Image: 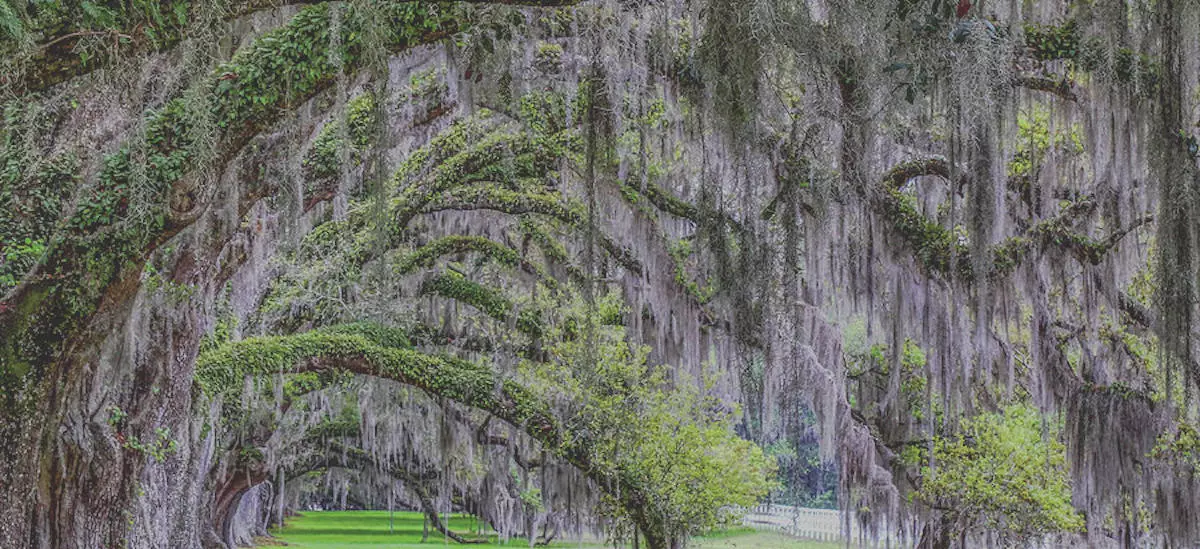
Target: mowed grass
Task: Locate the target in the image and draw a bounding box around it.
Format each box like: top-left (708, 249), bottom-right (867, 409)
top-left (268, 511), bottom-right (589, 548)
top-left (269, 511), bottom-right (842, 549)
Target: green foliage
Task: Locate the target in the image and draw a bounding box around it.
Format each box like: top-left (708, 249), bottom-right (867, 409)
top-left (878, 184), bottom-right (969, 278)
top-left (141, 261), bottom-right (196, 305)
top-left (898, 340), bottom-right (929, 422)
top-left (534, 41), bottom-right (564, 73)
top-left (199, 310), bottom-right (237, 356)
top-left (106, 405), bottom-right (179, 463)
top-left (303, 93), bottom-right (378, 183)
top-left (0, 110), bottom-right (77, 293)
top-left (1024, 21), bottom-right (1080, 62)
top-left (523, 293), bottom-right (775, 540)
top-left (123, 427), bottom-right (180, 463)
top-left (668, 238), bottom-right (715, 304)
top-left (917, 404), bottom-right (1084, 541)
top-left (519, 487), bottom-right (545, 512)
top-left (397, 235), bottom-right (521, 275)
top-left (195, 320), bottom-right (765, 541)
top-left (405, 67), bottom-right (450, 107)
top-left (1007, 107), bottom-right (1084, 178)
top-left (1150, 422), bottom-right (1200, 471)
top-left (1023, 20), bottom-right (1158, 89)
top-left (0, 0), bottom-right (23, 40)
top-left (421, 271), bottom-right (543, 337)
top-left (0, 238), bottom-right (45, 290)
top-left (518, 89), bottom-right (586, 136)
top-left (195, 322), bottom-right (414, 398)
top-left (211, 3), bottom-right (455, 129)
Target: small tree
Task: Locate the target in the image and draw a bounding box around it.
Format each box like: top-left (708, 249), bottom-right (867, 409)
top-left (917, 404), bottom-right (1084, 545)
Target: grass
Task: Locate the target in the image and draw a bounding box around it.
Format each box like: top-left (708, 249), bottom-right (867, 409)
top-left (268, 510), bottom-right (590, 548)
top-left (268, 511), bottom-right (843, 549)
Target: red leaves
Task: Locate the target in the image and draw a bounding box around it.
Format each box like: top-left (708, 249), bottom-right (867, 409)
top-left (956, 0), bottom-right (971, 18)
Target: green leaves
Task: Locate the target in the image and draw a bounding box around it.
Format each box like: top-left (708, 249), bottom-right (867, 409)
top-left (0, 0), bottom-right (23, 40)
top-left (523, 293), bottom-right (775, 539)
top-left (79, 2), bottom-right (119, 29)
top-left (1024, 20), bottom-right (1080, 62)
top-left (918, 404), bottom-right (1084, 541)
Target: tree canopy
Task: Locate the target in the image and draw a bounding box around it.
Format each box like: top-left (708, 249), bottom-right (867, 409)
top-left (1, 0), bottom-right (1200, 548)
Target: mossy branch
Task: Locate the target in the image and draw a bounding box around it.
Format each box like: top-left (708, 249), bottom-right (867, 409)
top-left (1013, 74), bottom-right (1080, 101)
top-left (420, 187), bottom-right (643, 274)
top-left (398, 234), bottom-right (556, 289)
top-left (0, 2), bottom-right (466, 379)
top-left (875, 157), bottom-right (1152, 281)
top-left (420, 270), bottom-right (544, 338)
top-left (5, 0), bottom-right (584, 95)
top-left (195, 324), bottom-right (668, 548)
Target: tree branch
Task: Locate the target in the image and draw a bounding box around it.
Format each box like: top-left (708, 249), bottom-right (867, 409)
top-left (4, 0), bottom-right (582, 96)
top-left (197, 324), bottom-right (671, 548)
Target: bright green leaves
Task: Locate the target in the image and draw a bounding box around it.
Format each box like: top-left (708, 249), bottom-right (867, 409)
top-left (211, 4), bottom-right (340, 128)
top-left (397, 235), bottom-right (522, 275)
top-left (522, 292), bottom-right (775, 540)
top-left (917, 404), bottom-right (1084, 541)
top-left (303, 92), bottom-right (378, 187)
top-left (1008, 107), bottom-right (1084, 179)
top-left (211, 3), bottom-right (458, 129)
top-left (420, 270), bottom-right (545, 337)
top-left (195, 322), bottom-right (413, 398)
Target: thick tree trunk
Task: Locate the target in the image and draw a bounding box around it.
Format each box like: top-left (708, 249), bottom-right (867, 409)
top-left (212, 467), bottom-right (271, 549)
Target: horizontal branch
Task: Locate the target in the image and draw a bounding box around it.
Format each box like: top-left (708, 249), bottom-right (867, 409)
top-left (420, 271), bottom-right (544, 338)
top-left (4, 0), bottom-right (582, 96)
top-left (397, 235), bottom-right (554, 288)
top-left (874, 157), bottom-right (1152, 281)
top-left (421, 188), bottom-right (644, 275)
top-left (1013, 74), bottom-right (1080, 101)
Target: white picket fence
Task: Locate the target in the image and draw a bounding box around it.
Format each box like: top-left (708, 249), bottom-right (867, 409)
top-left (744, 504), bottom-right (855, 542)
top-left (744, 504), bottom-right (911, 546)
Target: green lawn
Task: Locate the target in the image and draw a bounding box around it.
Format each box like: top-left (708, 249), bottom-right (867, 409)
top-left (268, 511), bottom-right (842, 549)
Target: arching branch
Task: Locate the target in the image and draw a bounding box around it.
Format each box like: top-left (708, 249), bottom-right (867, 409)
top-left (197, 324), bottom-right (671, 548)
top-left (421, 188), bottom-right (644, 274)
top-left (1013, 74), bottom-right (1080, 101)
top-left (312, 441), bottom-right (491, 544)
top-left (5, 0), bottom-right (583, 96)
top-left (420, 271), bottom-right (544, 338)
top-left (398, 235), bottom-right (553, 288)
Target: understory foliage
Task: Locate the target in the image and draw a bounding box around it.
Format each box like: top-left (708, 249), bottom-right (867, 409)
top-left (917, 405), bottom-right (1084, 543)
top-left (521, 293), bottom-right (776, 541)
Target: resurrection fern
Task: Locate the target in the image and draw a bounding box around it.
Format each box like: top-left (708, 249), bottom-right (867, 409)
top-left (303, 92), bottom-right (378, 183)
top-left (398, 235), bottom-right (519, 273)
top-left (420, 271), bottom-right (544, 337)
